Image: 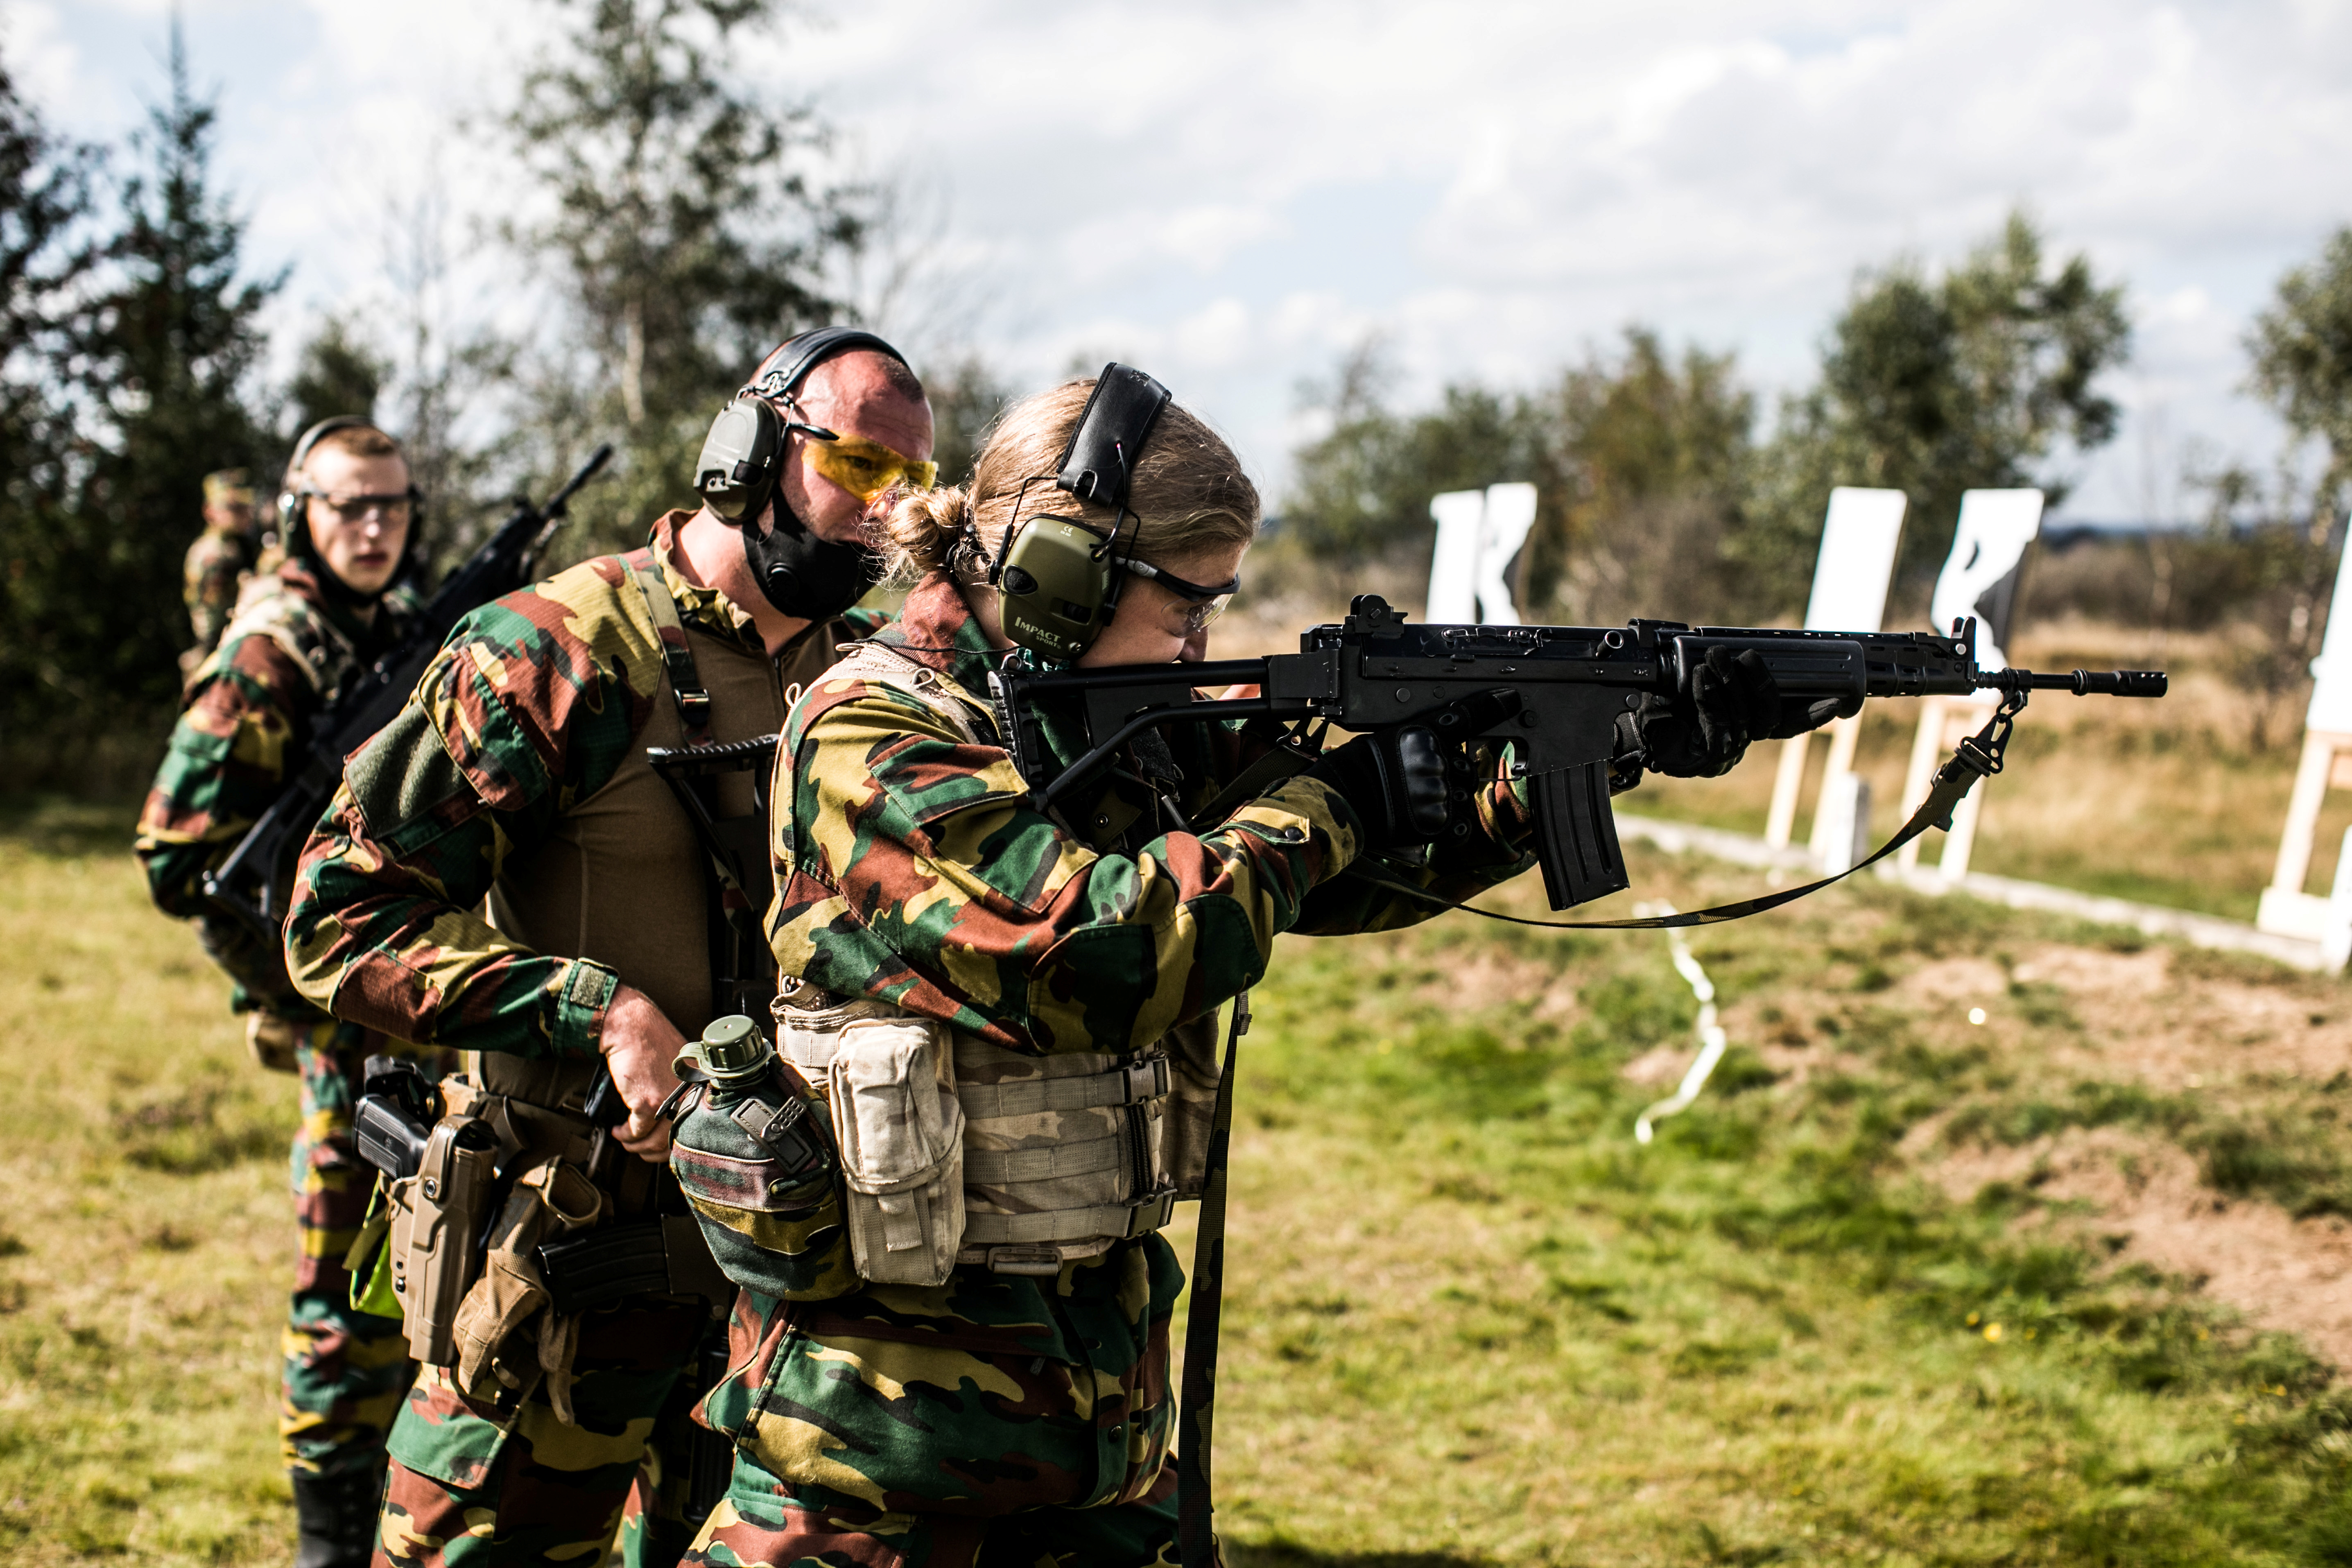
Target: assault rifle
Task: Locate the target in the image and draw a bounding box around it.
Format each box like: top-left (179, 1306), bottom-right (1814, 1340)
top-left (205, 445), bottom-right (615, 941)
top-left (988, 594), bottom-right (2167, 915)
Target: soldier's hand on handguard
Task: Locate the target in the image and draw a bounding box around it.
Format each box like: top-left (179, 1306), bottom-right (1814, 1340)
top-left (1615, 646), bottom-right (1784, 779)
top-left (599, 984), bottom-right (687, 1160)
top-left (1306, 728), bottom-right (1451, 850)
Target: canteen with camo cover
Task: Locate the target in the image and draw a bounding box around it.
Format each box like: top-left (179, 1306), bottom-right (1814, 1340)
top-left (664, 1014), bottom-right (855, 1300)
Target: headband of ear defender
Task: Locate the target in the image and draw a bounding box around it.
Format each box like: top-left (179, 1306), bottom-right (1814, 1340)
top-left (278, 414), bottom-right (423, 600)
top-left (993, 363), bottom-right (1172, 661)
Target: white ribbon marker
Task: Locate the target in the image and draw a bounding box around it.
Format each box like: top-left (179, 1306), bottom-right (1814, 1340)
top-left (1632, 903), bottom-right (1729, 1145)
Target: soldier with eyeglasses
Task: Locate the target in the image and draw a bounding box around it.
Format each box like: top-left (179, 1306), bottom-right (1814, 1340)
top-left (137, 418), bottom-right (449, 1568)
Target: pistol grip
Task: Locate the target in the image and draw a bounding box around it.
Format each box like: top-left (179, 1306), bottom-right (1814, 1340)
top-left (1533, 759), bottom-right (1628, 912)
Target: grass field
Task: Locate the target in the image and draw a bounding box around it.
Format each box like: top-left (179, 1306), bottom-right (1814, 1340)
top-left (7, 787), bottom-right (2352, 1566)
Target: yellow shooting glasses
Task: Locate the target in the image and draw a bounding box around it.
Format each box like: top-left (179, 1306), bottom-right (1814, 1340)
top-left (804, 431), bottom-right (937, 502)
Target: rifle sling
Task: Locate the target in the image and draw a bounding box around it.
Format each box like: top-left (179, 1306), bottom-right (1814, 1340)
top-left (1348, 720), bottom-right (2002, 931)
top-left (632, 563), bottom-right (717, 745)
top-left (628, 564), bottom-right (775, 1018)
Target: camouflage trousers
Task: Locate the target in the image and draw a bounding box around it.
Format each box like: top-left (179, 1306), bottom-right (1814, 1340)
top-left (683, 1458), bottom-right (1188, 1568)
top-left (285, 1019), bottom-right (423, 1477)
top-left (373, 1293), bottom-right (721, 1568)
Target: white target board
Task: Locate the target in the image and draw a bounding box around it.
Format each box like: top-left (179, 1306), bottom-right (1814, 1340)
top-left (1929, 489), bottom-right (2044, 671)
top-left (1764, 488), bottom-right (1907, 853)
top-left (1425, 482), bottom-right (1540, 624)
top-left (2305, 538), bottom-right (2352, 734)
top-left (1804, 487), bottom-right (1908, 633)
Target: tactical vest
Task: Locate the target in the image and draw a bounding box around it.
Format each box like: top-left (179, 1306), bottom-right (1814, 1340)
top-left (407, 550), bottom-right (850, 1404)
top-left (211, 566), bottom-right (396, 708)
top-left (773, 641), bottom-right (1225, 1280)
top-left (481, 554), bottom-right (847, 1118)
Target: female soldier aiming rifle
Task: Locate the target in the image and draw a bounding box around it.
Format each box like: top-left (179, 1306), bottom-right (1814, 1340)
top-left (676, 369), bottom-right (1775, 1567)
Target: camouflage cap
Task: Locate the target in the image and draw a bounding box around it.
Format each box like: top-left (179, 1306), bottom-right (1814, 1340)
top-left (204, 469), bottom-right (254, 506)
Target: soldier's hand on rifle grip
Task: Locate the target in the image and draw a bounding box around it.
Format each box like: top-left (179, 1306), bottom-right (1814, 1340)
top-left (599, 984), bottom-right (687, 1160)
top-left (1617, 646), bottom-right (1784, 778)
top-left (1306, 728), bottom-right (1450, 849)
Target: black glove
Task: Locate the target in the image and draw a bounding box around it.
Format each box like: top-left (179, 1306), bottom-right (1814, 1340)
top-left (1614, 646), bottom-right (1782, 779)
top-left (1305, 727), bottom-right (1450, 850)
top-left (1764, 691), bottom-right (1859, 740)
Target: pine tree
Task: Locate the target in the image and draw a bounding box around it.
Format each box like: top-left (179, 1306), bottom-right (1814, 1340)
top-left (0, 50), bottom-right (100, 755)
top-left (34, 18), bottom-right (279, 742)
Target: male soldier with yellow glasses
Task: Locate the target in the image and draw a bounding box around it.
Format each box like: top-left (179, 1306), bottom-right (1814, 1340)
top-left (283, 330), bottom-right (934, 1567)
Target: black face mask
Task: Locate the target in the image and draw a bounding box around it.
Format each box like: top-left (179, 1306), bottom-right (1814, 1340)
top-left (742, 497), bottom-right (882, 621)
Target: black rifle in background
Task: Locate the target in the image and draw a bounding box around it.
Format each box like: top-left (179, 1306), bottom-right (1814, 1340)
top-left (990, 593), bottom-right (2168, 916)
top-left (205, 444), bottom-right (615, 942)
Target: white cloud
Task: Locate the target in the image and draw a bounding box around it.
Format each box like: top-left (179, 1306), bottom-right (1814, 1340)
top-left (6, 0), bottom-right (2345, 520)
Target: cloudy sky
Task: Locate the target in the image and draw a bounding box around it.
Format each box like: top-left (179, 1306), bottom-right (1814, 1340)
top-left (7, 0), bottom-right (2349, 522)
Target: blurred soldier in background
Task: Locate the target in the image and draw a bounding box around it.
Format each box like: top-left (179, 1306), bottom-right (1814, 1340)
top-left (138, 419), bottom-right (443, 1568)
top-left (181, 467), bottom-right (260, 679)
top-left (283, 330), bottom-right (933, 1568)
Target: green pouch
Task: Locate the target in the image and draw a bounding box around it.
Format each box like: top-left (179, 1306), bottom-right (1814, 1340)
top-left (345, 1182), bottom-right (403, 1320)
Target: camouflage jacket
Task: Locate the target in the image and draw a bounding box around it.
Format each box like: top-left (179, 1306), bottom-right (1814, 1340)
top-left (767, 572), bottom-right (1536, 1051)
top-left (702, 573), bottom-right (1535, 1511)
top-left (137, 560), bottom-right (420, 1018)
top-left (285, 514), bottom-right (886, 1060)
top-left (183, 521), bottom-right (259, 658)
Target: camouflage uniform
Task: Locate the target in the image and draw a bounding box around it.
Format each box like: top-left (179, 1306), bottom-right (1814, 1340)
top-left (136, 559), bottom-right (434, 1483)
top-left (684, 573), bottom-right (1536, 1567)
top-left (182, 470), bottom-right (260, 677)
top-left (285, 514), bottom-right (886, 1568)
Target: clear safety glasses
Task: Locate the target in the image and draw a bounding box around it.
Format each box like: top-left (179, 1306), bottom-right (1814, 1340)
top-left (1119, 555), bottom-right (1239, 637)
top-left (302, 490), bottom-right (415, 526)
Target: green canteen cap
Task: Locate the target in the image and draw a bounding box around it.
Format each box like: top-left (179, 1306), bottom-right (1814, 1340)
top-left (697, 1014), bottom-right (770, 1078)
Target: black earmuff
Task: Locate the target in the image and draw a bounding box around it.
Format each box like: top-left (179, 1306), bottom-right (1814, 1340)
top-left (693, 326), bottom-right (918, 622)
top-left (693, 326), bottom-right (909, 525)
top-left (993, 363), bottom-right (1172, 661)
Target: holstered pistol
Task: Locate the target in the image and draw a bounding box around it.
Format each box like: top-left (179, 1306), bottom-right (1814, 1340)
top-left (387, 1111), bottom-right (499, 1365)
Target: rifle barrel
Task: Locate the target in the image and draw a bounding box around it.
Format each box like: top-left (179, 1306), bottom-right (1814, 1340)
top-left (544, 444), bottom-right (615, 516)
top-left (1986, 668), bottom-right (2168, 697)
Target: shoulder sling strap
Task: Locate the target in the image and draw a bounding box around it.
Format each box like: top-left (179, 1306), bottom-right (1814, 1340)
top-left (628, 562), bottom-right (777, 1019)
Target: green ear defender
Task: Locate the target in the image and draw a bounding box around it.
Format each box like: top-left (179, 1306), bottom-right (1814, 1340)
top-left (992, 364), bottom-right (1171, 660)
top-left (998, 517), bottom-right (1116, 661)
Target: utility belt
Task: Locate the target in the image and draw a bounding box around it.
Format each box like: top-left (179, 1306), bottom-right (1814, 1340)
top-left (351, 1054), bottom-right (732, 1424)
top-left (666, 986), bottom-right (1222, 1293)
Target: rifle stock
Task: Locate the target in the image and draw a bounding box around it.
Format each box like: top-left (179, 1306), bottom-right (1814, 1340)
top-left (990, 595), bottom-right (2167, 914)
top-left (204, 444), bottom-right (614, 941)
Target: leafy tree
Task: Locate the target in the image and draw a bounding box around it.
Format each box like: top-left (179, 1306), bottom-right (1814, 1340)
top-left (1529, 328), bottom-right (1757, 622)
top-left (284, 315), bottom-right (387, 435)
top-left (2248, 226), bottom-right (2352, 520)
top-left (1282, 332), bottom-right (1759, 623)
top-left (0, 50), bottom-right (100, 753)
top-left (1282, 341), bottom-right (1543, 559)
top-left (1757, 210), bottom-right (2131, 601)
top-left (922, 352), bottom-right (1013, 490)
top-left (7, 21), bottom-right (276, 756)
top-left (501, 0), bottom-right (865, 554)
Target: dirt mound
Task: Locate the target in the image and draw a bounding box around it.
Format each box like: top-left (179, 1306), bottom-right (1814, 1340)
top-left (1912, 1122), bottom-right (2352, 1364)
top-left (1902, 942), bottom-right (2352, 1362)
